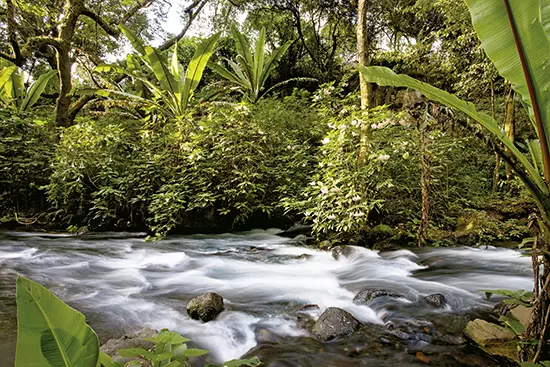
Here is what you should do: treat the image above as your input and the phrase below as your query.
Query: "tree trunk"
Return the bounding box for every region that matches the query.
[504,85,515,184]
[55,45,73,127]
[356,0,373,164]
[417,114,430,247]
[491,81,501,194]
[356,0,372,110]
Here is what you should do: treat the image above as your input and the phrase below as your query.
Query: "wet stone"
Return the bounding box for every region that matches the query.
[312,307,361,341]
[353,289,403,305]
[424,293,446,308]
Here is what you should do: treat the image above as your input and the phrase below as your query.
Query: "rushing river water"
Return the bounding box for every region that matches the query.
[0,229,533,366]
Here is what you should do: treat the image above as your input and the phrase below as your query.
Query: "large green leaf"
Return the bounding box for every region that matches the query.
[119,24,146,55]
[253,28,266,97]
[208,62,247,87]
[171,42,181,80]
[359,66,547,194]
[259,41,292,95]
[466,0,550,142]
[15,276,99,367]
[180,32,220,111]
[231,25,254,82]
[2,65,24,108]
[0,65,18,105]
[541,0,550,39]
[144,46,179,98]
[94,64,177,113]
[20,69,57,112]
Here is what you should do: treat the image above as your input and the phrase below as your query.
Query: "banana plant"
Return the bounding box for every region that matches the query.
[92,25,220,120]
[0,64,57,113]
[360,0,549,361]
[208,25,306,103]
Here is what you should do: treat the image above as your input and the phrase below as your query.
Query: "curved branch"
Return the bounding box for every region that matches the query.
[158,0,208,51]
[81,9,120,37]
[120,0,156,25]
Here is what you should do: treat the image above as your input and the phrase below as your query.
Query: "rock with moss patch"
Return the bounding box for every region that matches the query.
[463,319,517,362]
[186,292,225,322]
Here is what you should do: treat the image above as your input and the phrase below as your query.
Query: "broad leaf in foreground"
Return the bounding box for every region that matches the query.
[15,276,99,367]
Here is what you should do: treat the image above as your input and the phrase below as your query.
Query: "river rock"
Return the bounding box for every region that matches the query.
[331,245,356,260]
[186,292,225,322]
[509,305,532,327]
[298,304,320,312]
[100,327,157,363]
[424,293,446,307]
[463,319,518,361]
[312,307,361,341]
[353,289,402,305]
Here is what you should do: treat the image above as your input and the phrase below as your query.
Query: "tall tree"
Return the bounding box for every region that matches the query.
[356,0,372,109]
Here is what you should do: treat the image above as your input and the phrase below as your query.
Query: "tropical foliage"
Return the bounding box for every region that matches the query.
[360,0,550,360]
[93,26,220,120]
[0,64,57,113]
[208,25,294,103]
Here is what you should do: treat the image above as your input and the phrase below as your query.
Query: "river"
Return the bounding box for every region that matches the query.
[0,229,533,366]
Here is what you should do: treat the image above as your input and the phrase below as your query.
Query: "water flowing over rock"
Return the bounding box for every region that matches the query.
[353,289,402,305]
[186,292,225,322]
[424,293,446,307]
[312,307,361,341]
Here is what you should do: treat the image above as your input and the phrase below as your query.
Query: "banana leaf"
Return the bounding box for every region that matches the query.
[20,69,57,112]
[15,276,99,367]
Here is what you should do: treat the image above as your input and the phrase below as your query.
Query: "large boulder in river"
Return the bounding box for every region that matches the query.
[353,289,402,305]
[100,328,157,363]
[187,292,225,322]
[312,307,361,341]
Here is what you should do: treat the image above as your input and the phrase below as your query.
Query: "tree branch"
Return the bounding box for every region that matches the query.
[120,0,156,25]
[2,0,23,66]
[81,9,120,37]
[26,36,63,53]
[158,0,208,51]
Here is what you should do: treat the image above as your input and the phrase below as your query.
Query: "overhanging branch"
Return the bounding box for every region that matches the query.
[81,9,120,37]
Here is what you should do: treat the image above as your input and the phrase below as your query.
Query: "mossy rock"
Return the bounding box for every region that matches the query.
[186,292,225,322]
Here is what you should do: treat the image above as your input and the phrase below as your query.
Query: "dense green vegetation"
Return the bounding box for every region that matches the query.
[1,0,549,363]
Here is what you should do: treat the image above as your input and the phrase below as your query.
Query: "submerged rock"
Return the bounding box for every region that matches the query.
[186,292,225,322]
[312,307,361,341]
[424,293,446,307]
[298,304,320,312]
[331,245,356,260]
[100,327,157,363]
[353,289,402,305]
[463,319,517,362]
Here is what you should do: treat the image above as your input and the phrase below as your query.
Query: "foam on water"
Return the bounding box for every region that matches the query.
[0,230,533,363]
